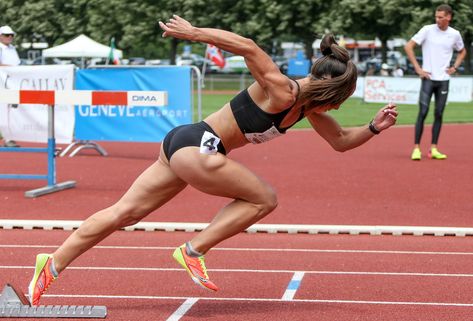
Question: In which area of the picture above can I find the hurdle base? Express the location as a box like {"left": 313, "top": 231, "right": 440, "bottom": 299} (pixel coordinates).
{"left": 60, "top": 141, "right": 108, "bottom": 158}
{"left": 0, "top": 284, "right": 107, "bottom": 318}
{"left": 25, "top": 180, "right": 76, "bottom": 198}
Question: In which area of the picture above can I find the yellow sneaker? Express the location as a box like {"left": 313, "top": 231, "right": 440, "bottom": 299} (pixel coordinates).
{"left": 411, "top": 148, "right": 421, "bottom": 161}
{"left": 173, "top": 244, "right": 218, "bottom": 291}
{"left": 428, "top": 148, "right": 447, "bottom": 160}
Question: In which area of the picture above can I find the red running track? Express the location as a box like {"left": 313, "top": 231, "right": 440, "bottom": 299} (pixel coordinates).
{"left": 1, "top": 124, "right": 473, "bottom": 319}
{"left": 1, "top": 229, "right": 473, "bottom": 320}
{"left": 1, "top": 124, "right": 472, "bottom": 227}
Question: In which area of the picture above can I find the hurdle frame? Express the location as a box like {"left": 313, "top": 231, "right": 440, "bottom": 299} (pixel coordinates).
{"left": 0, "top": 88, "right": 169, "bottom": 198}
{"left": 0, "top": 103, "right": 76, "bottom": 198}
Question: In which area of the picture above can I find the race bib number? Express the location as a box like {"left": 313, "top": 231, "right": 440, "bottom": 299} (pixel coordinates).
{"left": 200, "top": 131, "right": 220, "bottom": 155}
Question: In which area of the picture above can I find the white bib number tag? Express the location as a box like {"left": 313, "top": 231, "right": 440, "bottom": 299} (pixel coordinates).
{"left": 200, "top": 131, "right": 220, "bottom": 155}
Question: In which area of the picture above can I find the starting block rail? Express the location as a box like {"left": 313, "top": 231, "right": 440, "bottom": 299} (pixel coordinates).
{"left": 0, "top": 284, "right": 107, "bottom": 319}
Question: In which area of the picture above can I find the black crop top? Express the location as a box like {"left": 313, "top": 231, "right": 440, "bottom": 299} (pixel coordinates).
{"left": 229, "top": 81, "right": 304, "bottom": 144}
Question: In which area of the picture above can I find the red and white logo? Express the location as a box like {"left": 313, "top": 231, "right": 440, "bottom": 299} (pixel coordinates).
{"left": 206, "top": 44, "right": 225, "bottom": 68}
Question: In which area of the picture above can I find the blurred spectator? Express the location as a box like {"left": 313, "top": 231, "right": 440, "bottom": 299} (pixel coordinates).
{"left": 365, "top": 64, "right": 376, "bottom": 76}
{"left": 0, "top": 25, "right": 21, "bottom": 147}
{"left": 0, "top": 25, "right": 20, "bottom": 66}
{"left": 380, "top": 63, "right": 390, "bottom": 76}
{"left": 392, "top": 65, "right": 404, "bottom": 77}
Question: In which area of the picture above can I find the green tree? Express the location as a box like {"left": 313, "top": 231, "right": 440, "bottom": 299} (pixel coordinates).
{"left": 86, "top": 0, "right": 161, "bottom": 58}
{"left": 157, "top": 0, "right": 289, "bottom": 63}
{"left": 275, "top": 0, "right": 332, "bottom": 60}
{"left": 453, "top": 0, "right": 473, "bottom": 73}
{"left": 327, "top": 0, "right": 413, "bottom": 63}
{"left": 2, "top": 0, "right": 470, "bottom": 72}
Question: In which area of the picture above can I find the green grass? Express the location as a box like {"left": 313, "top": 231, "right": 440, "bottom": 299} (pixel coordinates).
{"left": 196, "top": 94, "right": 473, "bottom": 128}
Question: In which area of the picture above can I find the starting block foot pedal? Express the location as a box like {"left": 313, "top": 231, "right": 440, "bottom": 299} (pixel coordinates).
{"left": 0, "top": 284, "right": 107, "bottom": 318}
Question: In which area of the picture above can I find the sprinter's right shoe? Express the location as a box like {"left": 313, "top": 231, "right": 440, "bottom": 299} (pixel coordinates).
{"left": 28, "top": 254, "right": 57, "bottom": 306}
{"left": 428, "top": 148, "right": 447, "bottom": 160}
{"left": 173, "top": 244, "right": 218, "bottom": 291}
{"left": 411, "top": 148, "right": 421, "bottom": 161}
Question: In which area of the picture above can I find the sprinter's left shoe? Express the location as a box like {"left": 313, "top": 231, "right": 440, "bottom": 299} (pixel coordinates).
{"left": 411, "top": 148, "right": 421, "bottom": 161}
{"left": 28, "top": 254, "right": 57, "bottom": 306}
{"left": 173, "top": 244, "right": 218, "bottom": 291}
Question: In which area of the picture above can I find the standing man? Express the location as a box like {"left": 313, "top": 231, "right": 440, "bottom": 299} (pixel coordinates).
{"left": 0, "top": 25, "right": 21, "bottom": 147}
{"left": 405, "top": 4, "right": 466, "bottom": 160}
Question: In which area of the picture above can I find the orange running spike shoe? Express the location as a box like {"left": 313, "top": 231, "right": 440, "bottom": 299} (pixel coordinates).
{"left": 28, "top": 254, "right": 57, "bottom": 306}
{"left": 173, "top": 244, "right": 218, "bottom": 291}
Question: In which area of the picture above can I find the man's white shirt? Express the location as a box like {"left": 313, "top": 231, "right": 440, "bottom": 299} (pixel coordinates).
{"left": 411, "top": 24, "right": 464, "bottom": 81}
{"left": 0, "top": 42, "right": 20, "bottom": 66}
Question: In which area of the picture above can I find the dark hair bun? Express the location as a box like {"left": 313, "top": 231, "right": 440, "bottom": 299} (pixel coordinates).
{"left": 320, "top": 34, "right": 350, "bottom": 63}
{"left": 320, "top": 34, "right": 337, "bottom": 56}
{"left": 321, "top": 47, "right": 332, "bottom": 56}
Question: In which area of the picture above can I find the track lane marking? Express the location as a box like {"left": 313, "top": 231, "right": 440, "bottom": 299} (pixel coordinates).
{"left": 282, "top": 271, "right": 305, "bottom": 300}
{"left": 2, "top": 265, "right": 473, "bottom": 277}
{"left": 2, "top": 244, "right": 473, "bottom": 256}
{"left": 41, "top": 294, "right": 473, "bottom": 307}
{"left": 166, "top": 297, "right": 198, "bottom": 321}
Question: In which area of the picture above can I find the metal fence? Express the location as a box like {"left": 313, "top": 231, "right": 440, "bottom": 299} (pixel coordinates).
{"left": 198, "top": 73, "right": 255, "bottom": 91}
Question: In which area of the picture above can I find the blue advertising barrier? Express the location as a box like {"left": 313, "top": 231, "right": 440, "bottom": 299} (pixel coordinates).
{"left": 287, "top": 50, "right": 310, "bottom": 77}
{"left": 75, "top": 67, "right": 192, "bottom": 142}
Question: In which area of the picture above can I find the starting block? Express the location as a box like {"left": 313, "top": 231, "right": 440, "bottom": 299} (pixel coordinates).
{"left": 0, "top": 284, "right": 107, "bottom": 318}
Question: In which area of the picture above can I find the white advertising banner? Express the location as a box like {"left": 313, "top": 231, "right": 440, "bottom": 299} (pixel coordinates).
{"left": 364, "top": 76, "right": 421, "bottom": 104}
{"left": 0, "top": 65, "right": 75, "bottom": 143}
{"left": 352, "top": 77, "right": 364, "bottom": 98}
{"left": 448, "top": 77, "right": 473, "bottom": 102}
{"left": 363, "top": 76, "right": 473, "bottom": 104}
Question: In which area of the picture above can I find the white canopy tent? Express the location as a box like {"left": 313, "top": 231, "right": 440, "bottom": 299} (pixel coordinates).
{"left": 42, "top": 34, "right": 122, "bottom": 68}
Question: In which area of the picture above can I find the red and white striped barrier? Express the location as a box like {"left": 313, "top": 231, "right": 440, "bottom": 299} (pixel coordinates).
{"left": 0, "top": 89, "right": 168, "bottom": 106}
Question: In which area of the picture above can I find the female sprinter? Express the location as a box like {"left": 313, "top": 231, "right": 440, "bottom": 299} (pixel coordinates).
{"left": 28, "top": 15, "right": 397, "bottom": 305}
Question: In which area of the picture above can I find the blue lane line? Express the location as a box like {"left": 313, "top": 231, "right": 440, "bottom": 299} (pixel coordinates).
{"left": 287, "top": 279, "right": 302, "bottom": 290}
{"left": 282, "top": 271, "right": 305, "bottom": 300}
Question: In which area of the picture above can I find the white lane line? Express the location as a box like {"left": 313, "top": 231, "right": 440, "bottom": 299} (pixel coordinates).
{"left": 2, "top": 265, "right": 473, "bottom": 278}
{"left": 42, "top": 294, "right": 473, "bottom": 307}
{"left": 2, "top": 244, "right": 473, "bottom": 256}
{"left": 282, "top": 271, "right": 305, "bottom": 300}
{"left": 166, "top": 297, "right": 198, "bottom": 321}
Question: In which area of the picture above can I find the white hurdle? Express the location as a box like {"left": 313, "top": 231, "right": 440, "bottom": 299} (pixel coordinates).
{"left": 0, "top": 89, "right": 167, "bottom": 197}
